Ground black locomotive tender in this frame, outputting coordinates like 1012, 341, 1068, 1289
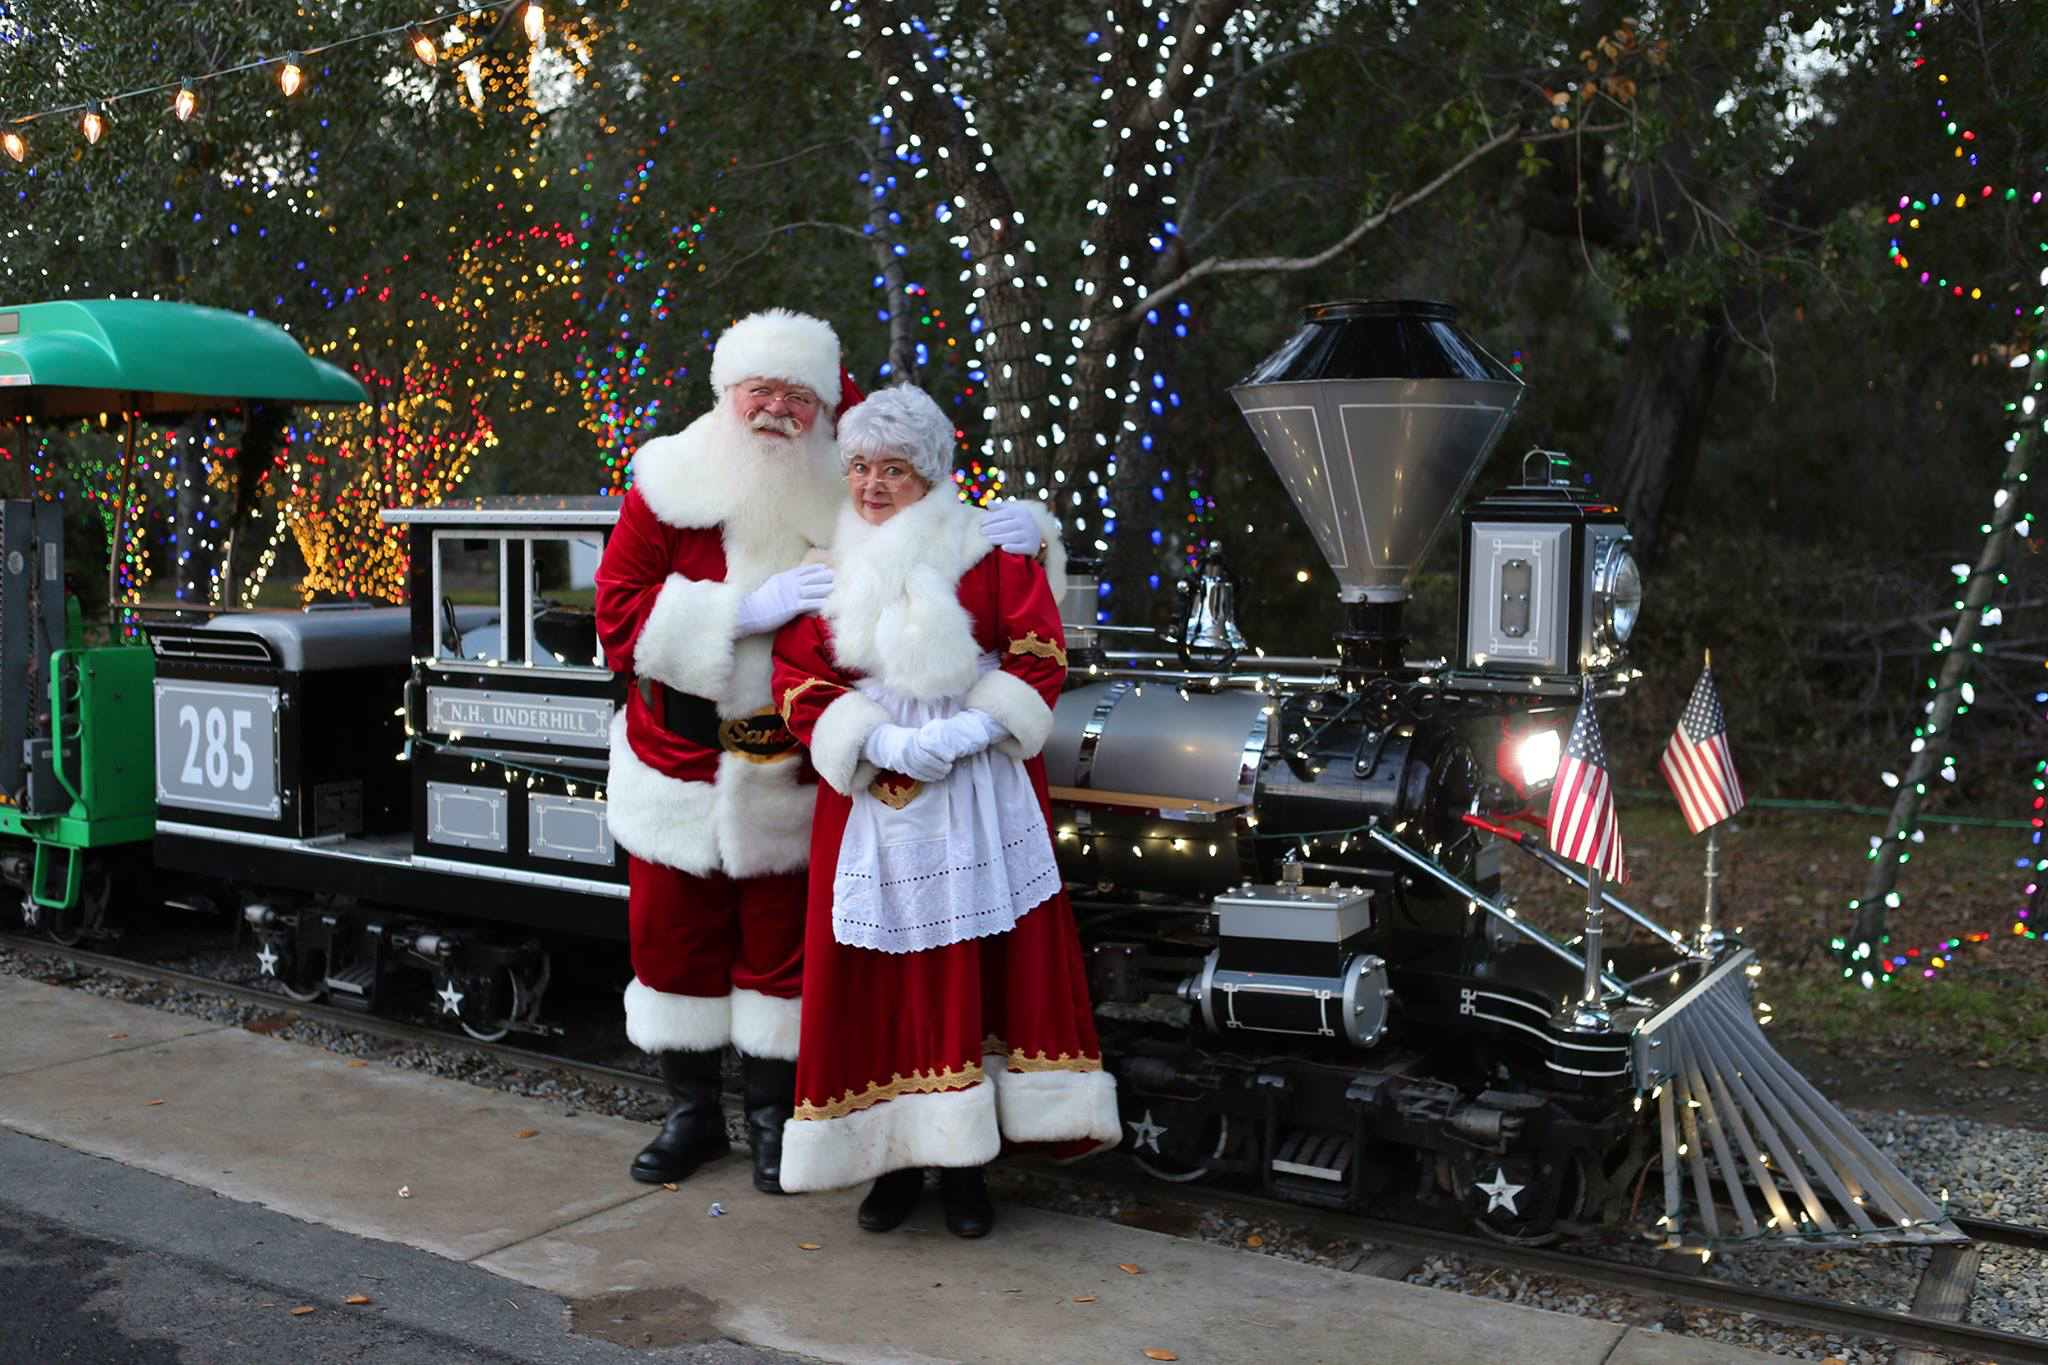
137, 301, 1948, 1250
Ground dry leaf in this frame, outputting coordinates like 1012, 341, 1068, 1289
143, 1099, 164, 1107
1143, 1352, 1180, 1361
1118, 1263, 1143, 1275
1975, 1059, 1992, 1068
347, 1060, 369, 1068
345, 1294, 372, 1306
662, 1182, 679, 1191
290, 1306, 316, 1317
1074, 1294, 1098, 1303
798, 1242, 823, 1251
107, 1032, 127, 1039
514, 1130, 539, 1139
1246, 1234, 1264, 1248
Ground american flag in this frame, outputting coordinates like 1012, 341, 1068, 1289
1660, 665, 1746, 835
1548, 690, 1626, 882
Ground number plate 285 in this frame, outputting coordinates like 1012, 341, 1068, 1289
153, 680, 282, 819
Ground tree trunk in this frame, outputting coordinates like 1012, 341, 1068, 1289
1601, 308, 1730, 564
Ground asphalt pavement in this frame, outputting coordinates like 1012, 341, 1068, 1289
0, 1126, 790, 1364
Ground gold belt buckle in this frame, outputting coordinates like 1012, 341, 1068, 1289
718, 707, 799, 763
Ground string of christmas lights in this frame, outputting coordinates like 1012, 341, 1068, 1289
1843, 5, 2045, 985
0, 1, 546, 164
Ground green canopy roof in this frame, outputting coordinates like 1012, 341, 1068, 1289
0, 299, 369, 421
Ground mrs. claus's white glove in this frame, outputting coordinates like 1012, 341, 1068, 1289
979, 502, 1043, 557
734, 563, 835, 637
918, 710, 1009, 764
861, 723, 952, 783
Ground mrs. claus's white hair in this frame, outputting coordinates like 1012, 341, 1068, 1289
835, 383, 954, 486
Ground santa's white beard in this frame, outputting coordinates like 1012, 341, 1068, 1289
709, 403, 841, 519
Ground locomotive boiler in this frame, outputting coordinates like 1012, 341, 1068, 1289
1047, 300, 1955, 1252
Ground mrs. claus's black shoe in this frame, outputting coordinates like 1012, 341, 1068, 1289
857, 1167, 925, 1232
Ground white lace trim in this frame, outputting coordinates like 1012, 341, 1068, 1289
831, 662, 1061, 954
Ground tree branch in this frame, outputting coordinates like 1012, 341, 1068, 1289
1128, 120, 1523, 324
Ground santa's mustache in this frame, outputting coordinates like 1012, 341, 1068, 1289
748, 410, 804, 438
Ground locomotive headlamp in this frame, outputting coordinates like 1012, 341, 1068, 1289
1507, 726, 1562, 792
1458, 450, 1639, 679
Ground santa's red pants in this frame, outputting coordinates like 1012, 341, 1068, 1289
627, 857, 806, 1001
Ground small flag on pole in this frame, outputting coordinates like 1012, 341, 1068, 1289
1660, 664, 1746, 836
1548, 687, 1625, 882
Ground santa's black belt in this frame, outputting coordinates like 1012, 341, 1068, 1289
639, 679, 798, 762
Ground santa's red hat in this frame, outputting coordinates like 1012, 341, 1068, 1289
710, 309, 844, 411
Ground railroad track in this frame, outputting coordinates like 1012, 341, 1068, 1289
8, 931, 2046, 1362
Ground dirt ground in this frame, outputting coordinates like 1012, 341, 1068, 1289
1500, 799, 2048, 1131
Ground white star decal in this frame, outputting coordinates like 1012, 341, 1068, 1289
1125, 1110, 1166, 1153
1476, 1168, 1524, 1216
255, 943, 279, 977
437, 982, 465, 1016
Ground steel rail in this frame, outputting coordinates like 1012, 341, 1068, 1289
11, 933, 2047, 1359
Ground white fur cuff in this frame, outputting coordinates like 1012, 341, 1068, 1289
624, 978, 730, 1054
780, 1081, 1001, 1193
730, 988, 802, 1061
635, 574, 743, 699
965, 668, 1055, 760
809, 689, 892, 795
990, 1066, 1121, 1144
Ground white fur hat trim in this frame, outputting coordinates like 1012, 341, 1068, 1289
836, 383, 954, 485
710, 309, 842, 410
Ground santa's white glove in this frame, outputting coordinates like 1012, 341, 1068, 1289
861, 723, 951, 783
980, 502, 1043, 557
917, 710, 1009, 763
734, 564, 835, 637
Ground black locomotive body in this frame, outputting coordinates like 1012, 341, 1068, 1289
145, 497, 626, 1039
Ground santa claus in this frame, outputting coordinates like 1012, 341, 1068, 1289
594, 309, 1043, 1194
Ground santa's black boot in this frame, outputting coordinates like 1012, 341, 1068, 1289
630, 1049, 731, 1184
740, 1053, 797, 1194
939, 1165, 995, 1238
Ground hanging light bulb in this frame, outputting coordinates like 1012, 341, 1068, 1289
522, 1, 545, 42
408, 28, 437, 66
279, 52, 305, 97
81, 99, 106, 145
173, 80, 198, 121
1, 128, 24, 163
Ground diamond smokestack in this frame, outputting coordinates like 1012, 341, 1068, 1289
1230, 300, 1523, 605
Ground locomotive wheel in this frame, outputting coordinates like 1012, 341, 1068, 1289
452, 953, 549, 1043
1471, 1151, 1594, 1248
1132, 1115, 1232, 1184
37, 863, 110, 948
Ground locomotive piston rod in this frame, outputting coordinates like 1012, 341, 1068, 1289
1363, 823, 1644, 1004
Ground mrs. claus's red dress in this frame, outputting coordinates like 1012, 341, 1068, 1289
769, 493, 1118, 1192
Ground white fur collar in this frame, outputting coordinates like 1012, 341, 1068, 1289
824, 493, 993, 699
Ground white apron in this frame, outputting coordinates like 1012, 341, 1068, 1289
831, 655, 1061, 954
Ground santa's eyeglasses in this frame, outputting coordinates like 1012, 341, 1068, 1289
742, 383, 819, 410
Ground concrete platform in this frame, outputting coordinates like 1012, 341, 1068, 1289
0, 975, 1769, 1363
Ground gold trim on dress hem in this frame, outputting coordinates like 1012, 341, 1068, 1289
1006, 632, 1068, 668
793, 1059, 985, 1121
981, 1034, 1103, 1074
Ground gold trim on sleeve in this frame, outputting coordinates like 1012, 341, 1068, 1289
777, 675, 835, 726
981, 1035, 1103, 1074
1006, 632, 1068, 668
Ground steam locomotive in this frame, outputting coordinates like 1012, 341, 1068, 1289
1, 299, 1953, 1252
